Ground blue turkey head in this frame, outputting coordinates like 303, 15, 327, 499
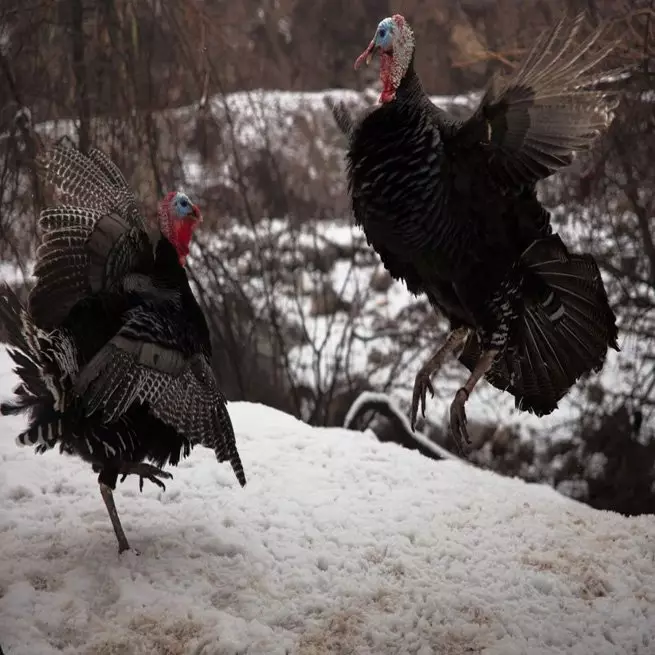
355, 14, 416, 104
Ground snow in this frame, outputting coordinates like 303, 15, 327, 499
0, 263, 28, 288
343, 390, 459, 462
1, 345, 654, 655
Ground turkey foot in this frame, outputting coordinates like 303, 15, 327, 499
410, 327, 469, 431
449, 388, 471, 455
119, 463, 173, 492
448, 347, 499, 455
410, 371, 435, 431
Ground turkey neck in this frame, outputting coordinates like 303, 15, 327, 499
394, 58, 424, 108
350, 60, 472, 274
153, 237, 213, 357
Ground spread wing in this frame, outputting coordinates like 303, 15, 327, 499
74, 303, 246, 485
326, 95, 381, 140
29, 144, 156, 328
449, 13, 619, 187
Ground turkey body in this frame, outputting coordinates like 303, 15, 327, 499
45, 237, 225, 484
333, 14, 620, 446
349, 83, 550, 351
0, 145, 244, 552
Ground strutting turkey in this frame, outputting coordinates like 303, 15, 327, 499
0, 144, 245, 553
328, 14, 620, 452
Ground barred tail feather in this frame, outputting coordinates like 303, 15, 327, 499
214, 402, 246, 487
0, 285, 78, 441
15, 406, 67, 451
29, 206, 102, 328
460, 235, 618, 415
0, 286, 48, 416
36, 144, 140, 224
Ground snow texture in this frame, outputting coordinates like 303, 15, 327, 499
343, 390, 458, 462
1, 346, 654, 655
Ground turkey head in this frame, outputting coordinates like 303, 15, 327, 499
355, 14, 415, 104
158, 191, 202, 266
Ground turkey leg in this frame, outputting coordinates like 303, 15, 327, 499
449, 348, 499, 454
99, 464, 172, 554
410, 326, 469, 430
99, 482, 131, 554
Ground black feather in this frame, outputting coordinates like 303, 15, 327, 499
336, 13, 619, 417
1, 145, 245, 548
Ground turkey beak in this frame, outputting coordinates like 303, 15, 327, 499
354, 40, 376, 69
191, 204, 202, 223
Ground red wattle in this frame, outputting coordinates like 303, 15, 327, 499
379, 53, 396, 103
172, 217, 197, 265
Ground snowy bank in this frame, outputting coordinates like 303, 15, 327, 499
0, 346, 654, 655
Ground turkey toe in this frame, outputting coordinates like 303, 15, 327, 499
410, 371, 434, 431
119, 463, 173, 492
449, 388, 471, 455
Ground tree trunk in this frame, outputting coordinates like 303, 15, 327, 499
71, 0, 90, 153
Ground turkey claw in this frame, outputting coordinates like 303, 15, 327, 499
119, 463, 173, 492
410, 370, 435, 431
449, 388, 471, 455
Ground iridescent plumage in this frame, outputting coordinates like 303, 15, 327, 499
330, 14, 620, 451
0, 144, 245, 552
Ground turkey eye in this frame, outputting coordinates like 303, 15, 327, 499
378, 28, 386, 39
180, 199, 188, 208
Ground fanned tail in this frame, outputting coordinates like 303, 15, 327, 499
36, 142, 141, 223
30, 143, 152, 329
459, 235, 619, 415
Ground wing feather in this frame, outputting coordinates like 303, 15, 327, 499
451, 13, 619, 186
75, 328, 245, 486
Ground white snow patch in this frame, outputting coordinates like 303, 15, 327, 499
585, 452, 609, 480
0, 263, 30, 287
0, 346, 654, 654
344, 390, 459, 462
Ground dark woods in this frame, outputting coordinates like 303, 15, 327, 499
0, 0, 654, 514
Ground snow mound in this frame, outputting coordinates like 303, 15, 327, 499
0, 346, 653, 655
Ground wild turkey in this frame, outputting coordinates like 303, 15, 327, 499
0, 144, 245, 553
328, 14, 620, 452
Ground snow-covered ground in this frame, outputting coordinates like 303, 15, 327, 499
1, 346, 654, 655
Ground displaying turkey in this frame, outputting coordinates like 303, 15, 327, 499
0, 144, 245, 553
328, 14, 620, 452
